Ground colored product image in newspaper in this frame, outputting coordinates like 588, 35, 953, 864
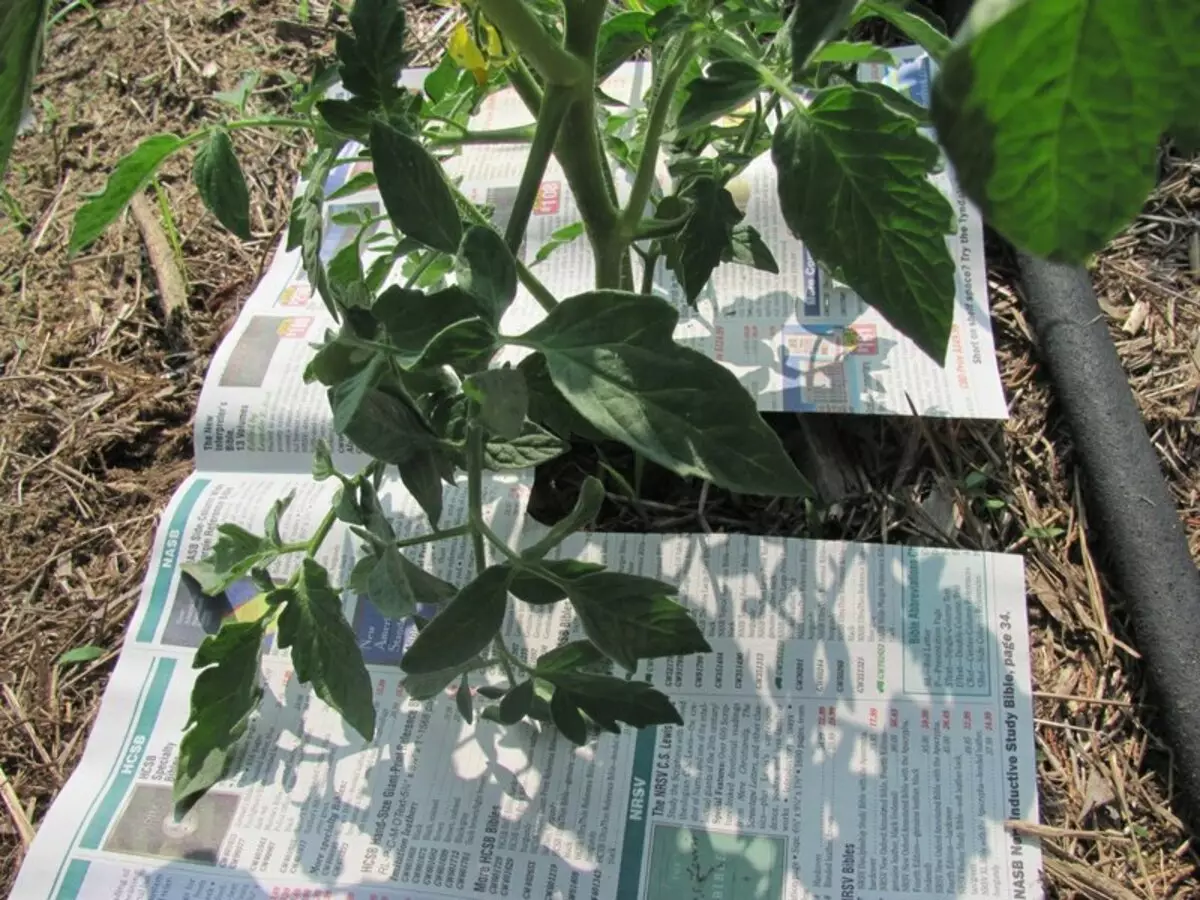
160, 573, 273, 649
217, 315, 314, 388
102, 783, 239, 866
780, 323, 879, 412
643, 824, 787, 900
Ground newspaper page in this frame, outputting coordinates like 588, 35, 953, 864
13, 475, 1042, 900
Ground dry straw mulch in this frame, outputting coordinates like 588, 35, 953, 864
1, 1, 1197, 896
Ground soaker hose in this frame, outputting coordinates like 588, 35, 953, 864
1014, 254, 1200, 824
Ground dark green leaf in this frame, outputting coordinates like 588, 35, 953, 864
372, 121, 462, 253
328, 170, 379, 201
338, 0, 408, 103
405, 659, 483, 701
455, 674, 474, 723
537, 671, 683, 729
318, 97, 376, 139
480, 423, 568, 470
70, 134, 186, 254
790, 0, 857, 76
366, 543, 456, 618
518, 353, 605, 442
860, 82, 929, 123
811, 41, 896, 66
521, 292, 811, 496
312, 439, 336, 481
477, 684, 508, 701
181, 524, 274, 596
175, 618, 266, 815
289, 144, 346, 318
327, 241, 373, 311
535, 639, 608, 674
0, 0, 50, 180
455, 226, 517, 323
397, 448, 447, 528
772, 86, 955, 362
858, 0, 950, 62
931, 0, 1198, 263
550, 689, 589, 745
276, 559, 376, 740
464, 366, 527, 440
677, 61, 762, 133
373, 285, 494, 368
334, 386, 442, 465
192, 130, 251, 240
305, 337, 375, 387
667, 176, 743, 304
597, 11, 651, 81
348, 553, 376, 594
498, 679, 534, 724
400, 566, 509, 674
263, 491, 294, 547
723, 224, 779, 273
524, 476, 604, 560
412, 317, 496, 373
566, 571, 710, 672
330, 355, 385, 433
507, 559, 606, 606
533, 222, 585, 266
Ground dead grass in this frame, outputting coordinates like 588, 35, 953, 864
0, 1, 1198, 896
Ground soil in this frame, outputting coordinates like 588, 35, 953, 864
1, 2, 1198, 897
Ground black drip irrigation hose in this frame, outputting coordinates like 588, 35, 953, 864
1014, 255, 1200, 825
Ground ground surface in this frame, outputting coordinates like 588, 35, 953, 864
1, 2, 1198, 897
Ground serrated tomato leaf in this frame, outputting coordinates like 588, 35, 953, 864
537, 671, 683, 729
181, 524, 276, 596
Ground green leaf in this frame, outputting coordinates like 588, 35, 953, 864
404, 658, 483, 701
507, 560, 606, 606
263, 491, 294, 547
518, 353, 606, 442
174, 619, 265, 815
789, 0, 857, 76
334, 386, 442, 465
523, 476, 605, 560
931, 0, 1200, 263
192, 130, 251, 239
400, 566, 509, 674
521, 291, 811, 496
811, 41, 896, 66
328, 241, 372, 311
597, 11, 651, 81
371, 121, 462, 253
455, 674, 474, 723
318, 97, 376, 140
677, 61, 762, 133
536, 671, 683, 729
0, 0, 51, 180
550, 689, 589, 745
312, 439, 336, 481
289, 144, 346, 318
666, 177, 743, 304
480, 423, 567, 470
213, 71, 259, 113
565, 571, 710, 672
533, 222, 585, 266
56, 645, 106, 667
455, 226, 517, 323
373, 285, 494, 368
858, 0, 950, 62
70, 134, 186, 254
366, 543, 456, 618
464, 366, 527, 440
535, 640, 607, 674
338, 0, 408, 103
860, 82, 929, 123
397, 448, 447, 528
276, 559, 376, 740
772, 86, 955, 362
328, 170, 379, 201
181, 524, 274, 596
498, 679, 534, 724
330, 355, 385, 433
723, 224, 779, 273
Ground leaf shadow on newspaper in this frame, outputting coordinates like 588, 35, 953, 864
124, 512, 1034, 898
671, 290, 906, 416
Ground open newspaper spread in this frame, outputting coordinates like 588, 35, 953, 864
13, 50, 1040, 900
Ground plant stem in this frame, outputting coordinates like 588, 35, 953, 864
639, 247, 660, 296
737, 94, 764, 156
476, 0, 586, 86
507, 58, 544, 115
226, 115, 315, 133
402, 252, 442, 290
505, 85, 571, 252
465, 421, 489, 577
429, 125, 537, 147
620, 34, 696, 234
307, 506, 339, 556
